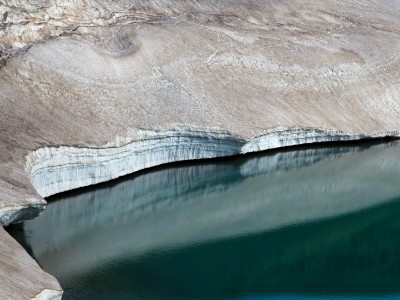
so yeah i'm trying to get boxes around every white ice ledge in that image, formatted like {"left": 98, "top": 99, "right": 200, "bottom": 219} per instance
{"left": 26, "top": 127, "right": 399, "bottom": 198}
{"left": 33, "top": 289, "right": 63, "bottom": 300}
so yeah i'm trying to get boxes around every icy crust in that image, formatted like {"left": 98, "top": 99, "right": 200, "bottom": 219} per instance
{"left": 0, "top": 203, "right": 45, "bottom": 226}
{"left": 26, "top": 128, "right": 244, "bottom": 197}
{"left": 26, "top": 127, "right": 399, "bottom": 199}
{"left": 241, "top": 127, "right": 399, "bottom": 153}
{"left": 32, "top": 289, "right": 63, "bottom": 300}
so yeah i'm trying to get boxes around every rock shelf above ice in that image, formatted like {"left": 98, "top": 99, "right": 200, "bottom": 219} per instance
{"left": 1, "top": 0, "right": 400, "bottom": 298}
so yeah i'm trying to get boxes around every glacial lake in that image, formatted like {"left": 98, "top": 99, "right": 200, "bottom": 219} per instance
{"left": 8, "top": 141, "right": 400, "bottom": 299}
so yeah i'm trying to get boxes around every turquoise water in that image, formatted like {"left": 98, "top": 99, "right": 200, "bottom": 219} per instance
{"left": 8, "top": 141, "right": 400, "bottom": 299}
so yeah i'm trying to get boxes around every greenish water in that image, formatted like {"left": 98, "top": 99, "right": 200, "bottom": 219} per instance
{"left": 8, "top": 141, "right": 400, "bottom": 299}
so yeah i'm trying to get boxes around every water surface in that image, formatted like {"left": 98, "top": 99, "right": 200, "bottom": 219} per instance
{"left": 9, "top": 141, "right": 400, "bottom": 299}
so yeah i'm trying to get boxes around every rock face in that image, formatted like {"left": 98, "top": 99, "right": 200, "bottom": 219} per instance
{"left": 0, "top": 227, "right": 62, "bottom": 299}
{"left": 1, "top": 0, "right": 400, "bottom": 297}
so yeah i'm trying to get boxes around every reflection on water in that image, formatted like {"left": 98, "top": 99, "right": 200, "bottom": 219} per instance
{"left": 9, "top": 141, "right": 400, "bottom": 299}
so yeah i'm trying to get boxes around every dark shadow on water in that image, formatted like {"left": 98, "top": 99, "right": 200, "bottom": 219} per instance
{"left": 73, "top": 197, "right": 400, "bottom": 299}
